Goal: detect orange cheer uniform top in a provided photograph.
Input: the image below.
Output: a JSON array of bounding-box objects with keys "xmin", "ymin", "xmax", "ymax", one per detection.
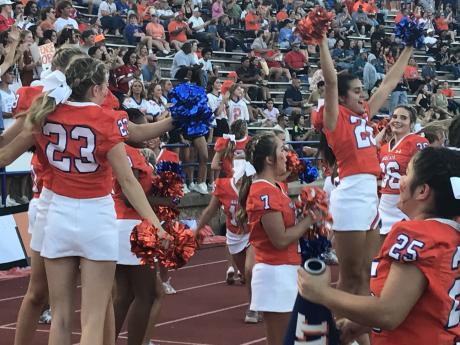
[
  {"xmin": 214, "ymin": 135, "xmax": 250, "ymax": 177},
  {"xmin": 34, "ymin": 102, "xmax": 129, "ymax": 199},
  {"xmin": 370, "ymin": 219, "xmax": 460, "ymax": 345},
  {"xmin": 322, "ymin": 103, "xmax": 380, "ymax": 179},
  {"xmin": 246, "ymin": 179, "xmax": 298, "ymax": 265},
  {"xmin": 13, "ymin": 85, "xmax": 51, "ymax": 198},
  {"xmin": 101, "ymin": 90, "xmax": 120, "ymax": 110},
  {"xmin": 379, "ymin": 134, "xmax": 428, "ymax": 195},
  {"xmin": 213, "ymin": 177, "xmax": 243, "ymax": 235},
  {"xmin": 157, "ymin": 148, "xmax": 179, "ymax": 163},
  {"xmin": 113, "ymin": 144, "xmax": 153, "ymax": 220}
]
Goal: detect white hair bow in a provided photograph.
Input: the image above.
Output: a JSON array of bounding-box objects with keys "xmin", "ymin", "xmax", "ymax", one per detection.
[
  {"xmin": 233, "ymin": 159, "xmax": 256, "ymax": 182},
  {"xmin": 41, "ymin": 70, "xmax": 72, "ymax": 105},
  {"xmin": 223, "ymin": 134, "xmax": 236, "ymax": 143},
  {"xmin": 451, "ymin": 177, "xmax": 460, "ymax": 200}
]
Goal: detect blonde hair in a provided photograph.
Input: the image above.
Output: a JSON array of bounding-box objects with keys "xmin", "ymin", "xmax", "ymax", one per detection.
[{"xmin": 27, "ymin": 57, "xmax": 107, "ymax": 128}]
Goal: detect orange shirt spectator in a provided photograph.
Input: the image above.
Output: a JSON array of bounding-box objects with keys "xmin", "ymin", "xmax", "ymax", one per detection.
[
  {"xmin": 435, "ymin": 17, "xmax": 449, "ymax": 31},
  {"xmin": 146, "ymin": 21, "xmax": 165, "ymax": 39},
  {"xmin": 168, "ymin": 19, "xmax": 189, "ymax": 43},
  {"xmin": 245, "ymin": 11, "xmax": 260, "ymax": 32},
  {"xmin": 352, "ymin": 0, "xmax": 370, "ymax": 12},
  {"xmin": 0, "ymin": 14, "xmax": 14, "ymax": 32},
  {"xmin": 276, "ymin": 9, "xmax": 288, "ymax": 22},
  {"xmin": 404, "ymin": 65, "xmax": 419, "ymax": 80},
  {"xmin": 284, "ymin": 48, "xmax": 307, "ymax": 70},
  {"xmin": 441, "ymin": 88, "xmax": 454, "ymax": 98}
]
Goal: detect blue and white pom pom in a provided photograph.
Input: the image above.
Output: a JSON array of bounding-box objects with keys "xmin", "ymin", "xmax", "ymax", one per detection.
[
  {"xmin": 168, "ymin": 83, "xmax": 214, "ymax": 137},
  {"xmin": 395, "ymin": 16, "xmax": 425, "ymax": 48}
]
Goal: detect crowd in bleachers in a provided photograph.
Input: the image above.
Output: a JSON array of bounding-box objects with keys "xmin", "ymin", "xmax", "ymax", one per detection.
[{"xmin": 0, "ymin": 0, "xmax": 459, "ymax": 204}]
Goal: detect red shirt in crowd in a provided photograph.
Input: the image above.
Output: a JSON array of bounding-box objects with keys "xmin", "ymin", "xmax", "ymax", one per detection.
[
  {"xmin": 0, "ymin": 14, "xmax": 14, "ymax": 32},
  {"xmin": 284, "ymin": 50, "xmax": 307, "ymax": 70}
]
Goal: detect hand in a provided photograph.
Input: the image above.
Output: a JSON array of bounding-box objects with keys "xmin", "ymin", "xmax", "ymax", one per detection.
[
  {"xmin": 297, "ymin": 265, "xmax": 331, "ymax": 303},
  {"xmin": 336, "ymin": 319, "xmax": 369, "ymax": 344},
  {"xmin": 8, "ymin": 25, "xmax": 20, "ymax": 42}
]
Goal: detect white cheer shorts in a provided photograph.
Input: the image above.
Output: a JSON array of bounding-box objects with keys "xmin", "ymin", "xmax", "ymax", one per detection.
[
  {"xmin": 378, "ymin": 193, "xmax": 408, "ymax": 235},
  {"xmin": 250, "ymin": 263, "xmax": 298, "ymax": 313},
  {"xmin": 30, "ymin": 187, "xmax": 54, "ymax": 253},
  {"xmin": 226, "ymin": 230, "xmax": 250, "ymax": 255},
  {"xmin": 330, "ymin": 174, "xmax": 379, "ymax": 231},
  {"xmin": 41, "ymin": 193, "xmax": 118, "ymax": 261},
  {"xmin": 117, "ymin": 219, "xmax": 142, "ymax": 265}
]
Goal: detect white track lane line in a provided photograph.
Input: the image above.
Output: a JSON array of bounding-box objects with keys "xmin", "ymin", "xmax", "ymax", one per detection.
[
  {"xmin": 239, "ymin": 337, "xmax": 267, "ymax": 345},
  {"xmin": 177, "ymin": 260, "xmax": 227, "ymax": 271}
]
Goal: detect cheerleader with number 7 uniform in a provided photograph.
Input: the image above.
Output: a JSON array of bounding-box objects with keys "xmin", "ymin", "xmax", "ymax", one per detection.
[{"xmin": 237, "ymin": 132, "xmax": 319, "ymax": 345}]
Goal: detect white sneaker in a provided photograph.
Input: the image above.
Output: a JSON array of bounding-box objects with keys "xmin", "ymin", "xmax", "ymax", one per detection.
[
  {"xmin": 162, "ymin": 49, "xmax": 169, "ymax": 55},
  {"xmin": 193, "ymin": 182, "xmax": 209, "ymax": 195},
  {"xmin": 5, "ymin": 196, "xmax": 20, "ymax": 207},
  {"xmin": 19, "ymin": 195, "xmax": 29, "ymax": 204},
  {"xmin": 226, "ymin": 266, "xmax": 235, "ymax": 285},
  {"xmin": 162, "ymin": 278, "xmax": 177, "ymax": 294},
  {"xmin": 188, "ymin": 182, "xmax": 196, "ymax": 193},
  {"xmin": 38, "ymin": 308, "xmax": 52, "ymax": 324},
  {"xmin": 183, "ymin": 184, "xmax": 191, "ymax": 194},
  {"xmin": 244, "ymin": 310, "xmax": 259, "ymax": 323}
]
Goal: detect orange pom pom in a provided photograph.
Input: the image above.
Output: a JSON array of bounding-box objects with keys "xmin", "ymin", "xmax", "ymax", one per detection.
[{"xmin": 295, "ymin": 6, "xmax": 334, "ymax": 45}]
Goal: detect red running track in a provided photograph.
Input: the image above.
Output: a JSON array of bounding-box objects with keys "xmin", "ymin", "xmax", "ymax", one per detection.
[{"xmin": 0, "ymin": 245, "xmax": 267, "ymax": 345}]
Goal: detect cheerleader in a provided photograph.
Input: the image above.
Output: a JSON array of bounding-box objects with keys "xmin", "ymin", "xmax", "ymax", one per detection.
[
  {"xmin": 112, "ymin": 108, "xmax": 169, "ymax": 345},
  {"xmin": 378, "ymin": 105, "xmax": 428, "ymax": 238},
  {"xmin": 22, "ymin": 57, "xmax": 167, "ymax": 345},
  {"xmin": 317, "ymin": 35, "xmax": 413, "ymax": 299},
  {"xmin": 211, "ymin": 119, "xmax": 250, "ymax": 178},
  {"xmin": 237, "ymin": 132, "xmax": 318, "ymax": 344},
  {"xmin": 297, "ymin": 147, "xmax": 460, "ymax": 345},
  {"xmin": 197, "ymin": 159, "xmax": 259, "ymax": 323}
]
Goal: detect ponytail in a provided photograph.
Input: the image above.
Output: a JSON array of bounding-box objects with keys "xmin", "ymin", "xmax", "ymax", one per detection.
[
  {"xmin": 26, "ymin": 94, "xmax": 57, "ymax": 128},
  {"xmin": 237, "ymin": 174, "xmax": 253, "ymax": 227},
  {"xmin": 222, "ymin": 119, "xmax": 248, "ymax": 161}
]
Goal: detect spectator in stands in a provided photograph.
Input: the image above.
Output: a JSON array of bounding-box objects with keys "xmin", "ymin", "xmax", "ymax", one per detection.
[
  {"xmin": 145, "ymin": 14, "xmax": 171, "ymax": 55},
  {"xmin": 188, "ymin": 7, "xmax": 218, "ymax": 50},
  {"xmin": 37, "ymin": 0, "xmax": 54, "ymax": 10},
  {"xmin": 431, "ymin": 85, "xmax": 451, "ymax": 119},
  {"xmin": 282, "ymin": 77, "xmax": 304, "ymax": 116},
  {"xmin": 292, "ymin": 113, "xmax": 310, "ymax": 142},
  {"xmin": 244, "ymin": 5, "xmax": 261, "ymax": 36},
  {"xmin": 141, "ymin": 54, "xmax": 161, "ymax": 85},
  {"xmin": 39, "ymin": 6, "xmax": 55, "ymax": 32},
  {"xmin": 261, "ymin": 98, "xmax": 279, "ymax": 124},
  {"xmin": 122, "ymin": 79, "xmax": 157, "ymax": 121},
  {"xmin": 307, "ymin": 80, "xmax": 325, "ymax": 107},
  {"xmin": 405, "ymin": 57, "xmax": 423, "ymax": 93},
  {"xmin": 278, "ymin": 19, "xmax": 294, "ymax": 49},
  {"xmin": 352, "ymin": 5, "xmax": 374, "ymax": 35},
  {"xmin": 424, "ymin": 28, "xmax": 438, "ymax": 54},
  {"xmin": 124, "ymin": 13, "xmax": 154, "ymax": 54},
  {"xmin": 115, "ymin": 0, "xmax": 130, "ymax": 16},
  {"xmin": 168, "ymin": 12, "xmax": 192, "ymax": 51},
  {"xmin": 98, "ymin": 0, "xmax": 124, "ymax": 36},
  {"xmin": 421, "ymin": 56, "xmax": 438, "ymax": 81},
  {"xmin": 435, "ymin": 44, "xmax": 460, "ymax": 79},
  {"xmin": 181, "ymin": 0, "xmax": 193, "ymax": 19},
  {"xmin": 274, "ymin": 113, "xmax": 291, "ymax": 142},
  {"xmin": 440, "ymin": 81, "xmax": 459, "ymax": 115},
  {"xmin": 351, "ymin": 50, "xmax": 367, "ymax": 78},
  {"xmin": 226, "ymin": 0, "xmax": 241, "ymax": 25},
  {"xmin": 206, "ymin": 76, "xmax": 228, "ymax": 137},
  {"xmin": 251, "ymin": 29, "xmax": 268, "ymax": 53},
  {"xmin": 40, "ymin": 28, "xmax": 57, "ymax": 45},
  {"xmin": 236, "ymin": 56, "xmax": 268, "ymax": 101},
  {"xmin": 88, "ymin": 45, "xmax": 103, "ymax": 60},
  {"xmin": 170, "ymin": 40, "xmax": 203, "ymax": 85},
  {"xmin": 434, "ymin": 12, "xmax": 456, "ymax": 42},
  {"xmin": 146, "ymin": 82, "xmax": 170, "ymax": 119},
  {"xmin": 56, "ymin": 27, "xmax": 79, "ymax": 47},
  {"xmin": 331, "ymin": 39, "xmax": 353, "ymax": 72},
  {"xmin": 264, "ymin": 43, "xmax": 291, "ymax": 82},
  {"xmin": 155, "ymin": 0, "xmax": 175, "ymax": 26},
  {"xmin": 284, "ymin": 42, "xmax": 308, "ymax": 78},
  {"xmin": 415, "ymin": 83, "xmax": 432, "ymax": 112},
  {"xmin": 80, "ymin": 29, "xmax": 95, "ymax": 54},
  {"xmin": 216, "ymin": 15, "xmax": 247, "ymax": 52},
  {"xmin": 388, "ymin": 77, "xmax": 409, "ymax": 114},
  {"xmin": 24, "ymin": 1, "xmax": 39, "ymax": 25},
  {"xmin": 363, "ymin": 53, "xmax": 381, "ymax": 94},
  {"xmin": 198, "ymin": 47, "xmax": 216, "ymax": 89},
  {"xmin": 54, "ymin": 1, "xmax": 78, "ymax": 32},
  {"xmin": 160, "ymin": 78, "xmax": 172, "ymax": 99},
  {"xmin": 113, "ymin": 49, "xmax": 141, "ymax": 95},
  {"xmin": 211, "ymin": 0, "xmax": 224, "ymax": 19},
  {"xmin": 227, "ymin": 83, "xmax": 250, "ymax": 124},
  {"xmin": 332, "ymin": 6, "xmax": 356, "ymax": 34},
  {"xmin": 0, "ymin": 0, "xmax": 14, "ymax": 33}
]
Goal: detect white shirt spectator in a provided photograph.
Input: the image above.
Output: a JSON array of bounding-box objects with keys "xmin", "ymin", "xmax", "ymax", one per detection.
[
  {"xmin": 207, "ymin": 92, "xmax": 225, "ymax": 119},
  {"xmin": 148, "ymin": 99, "xmax": 166, "ymax": 117},
  {"xmin": 274, "ymin": 124, "xmax": 292, "ymax": 142},
  {"xmin": 263, "ymin": 107, "xmax": 279, "ymax": 122},
  {"xmin": 54, "ymin": 17, "xmax": 79, "ymax": 32},
  {"xmin": 188, "ymin": 16, "xmax": 205, "ymax": 33},
  {"xmin": 122, "ymin": 97, "xmax": 157, "ymax": 116},
  {"xmin": 198, "ymin": 58, "xmax": 213, "ymax": 73},
  {"xmin": 170, "ymin": 50, "xmax": 199, "ymax": 78},
  {"xmin": 227, "ymin": 98, "xmax": 249, "ymax": 124},
  {"xmin": 98, "ymin": 1, "xmax": 117, "ymax": 18}
]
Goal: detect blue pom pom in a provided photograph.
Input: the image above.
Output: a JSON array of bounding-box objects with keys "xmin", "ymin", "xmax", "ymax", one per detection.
[
  {"xmin": 395, "ymin": 17, "xmax": 425, "ymax": 48},
  {"xmin": 299, "ymin": 235, "xmax": 331, "ymax": 262},
  {"xmin": 155, "ymin": 161, "xmax": 185, "ymax": 182},
  {"xmin": 299, "ymin": 159, "xmax": 319, "ymax": 184},
  {"xmin": 168, "ymin": 83, "xmax": 214, "ymax": 137}
]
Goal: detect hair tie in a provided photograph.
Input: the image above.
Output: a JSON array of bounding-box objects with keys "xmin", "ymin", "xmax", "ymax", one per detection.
[
  {"xmin": 41, "ymin": 70, "xmax": 72, "ymax": 105},
  {"xmin": 447, "ymin": 146, "xmax": 460, "ymax": 151},
  {"xmin": 233, "ymin": 159, "xmax": 256, "ymax": 183},
  {"xmin": 450, "ymin": 177, "xmax": 460, "ymax": 200},
  {"xmin": 223, "ymin": 133, "xmax": 236, "ymax": 143}
]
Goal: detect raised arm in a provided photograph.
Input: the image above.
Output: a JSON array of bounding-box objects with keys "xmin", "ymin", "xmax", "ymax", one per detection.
[
  {"xmin": 0, "ymin": 128, "xmax": 35, "ymax": 167},
  {"xmin": 319, "ymin": 36, "xmax": 339, "ymax": 132},
  {"xmin": 127, "ymin": 116, "xmax": 174, "ymax": 144},
  {"xmin": 368, "ymin": 46, "xmax": 413, "ymax": 117}
]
